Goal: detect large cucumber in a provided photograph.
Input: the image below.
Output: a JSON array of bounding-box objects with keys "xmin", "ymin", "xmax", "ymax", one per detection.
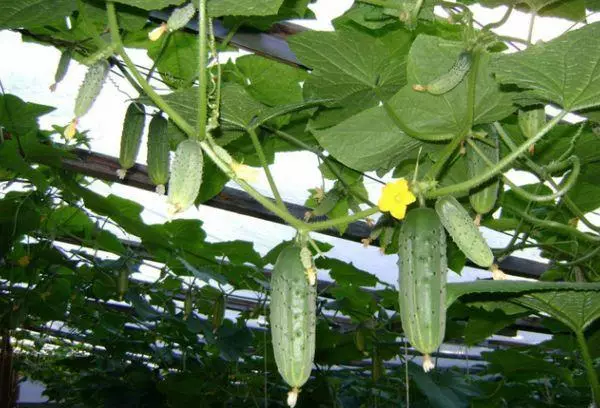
[
  {"xmin": 398, "ymin": 208, "xmax": 447, "ymax": 372},
  {"xmin": 270, "ymin": 245, "xmax": 316, "ymax": 407},
  {"xmin": 167, "ymin": 139, "xmax": 204, "ymax": 215},
  {"xmin": 435, "ymin": 196, "xmax": 494, "ymax": 268},
  {"xmin": 466, "ymin": 127, "xmax": 499, "ymax": 216}
]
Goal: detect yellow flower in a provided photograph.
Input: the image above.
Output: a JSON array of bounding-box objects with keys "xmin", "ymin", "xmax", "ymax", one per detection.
[
  {"xmin": 378, "ymin": 178, "xmax": 416, "ymax": 220},
  {"xmin": 148, "ymin": 23, "xmax": 167, "ymax": 41},
  {"xmin": 231, "ymin": 162, "xmax": 260, "ymax": 183}
]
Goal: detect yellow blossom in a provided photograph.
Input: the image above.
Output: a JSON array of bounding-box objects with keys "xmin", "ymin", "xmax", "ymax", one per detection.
[
  {"xmin": 17, "ymin": 255, "xmax": 31, "ymax": 267},
  {"xmin": 231, "ymin": 162, "xmax": 260, "ymax": 183},
  {"xmin": 64, "ymin": 118, "xmax": 77, "ymax": 140},
  {"xmin": 378, "ymin": 178, "xmax": 416, "ymax": 220},
  {"xmin": 148, "ymin": 23, "xmax": 167, "ymax": 41}
]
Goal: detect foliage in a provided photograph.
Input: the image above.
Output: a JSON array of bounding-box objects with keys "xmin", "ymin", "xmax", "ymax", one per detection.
[{"xmin": 2, "ymin": 0, "xmax": 600, "ymax": 406}]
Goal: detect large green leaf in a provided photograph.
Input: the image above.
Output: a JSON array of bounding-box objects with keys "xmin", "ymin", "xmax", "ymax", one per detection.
[
  {"xmin": 208, "ymin": 0, "xmax": 284, "ymax": 17},
  {"xmin": 289, "ymin": 26, "xmax": 411, "ymax": 127},
  {"xmin": 491, "ymin": 22, "xmax": 600, "ymax": 112},
  {"xmin": 0, "ymin": 94, "xmax": 54, "ymax": 136},
  {"xmin": 447, "ymin": 281, "xmax": 600, "ymax": 308},
  {"xmin": 0, "ymin": 0, "xmax": 76, "ymax": 28},
  {"xmin": 112, "ymin": 0, "xmax": 184, "ymax": 11},
  {"xmin": 514, "ymin": 290, "xmax": 600, "ymax": 332},
  {"xmin": 388, "ymin": 35, "xmax": 515, "ymax": 137},
  {"xmin": 482, "ymin": 349, "xmax": 574, "ymax": 384},
  {"xmin": 566, "ymin": 162, "xmax": 600, "ymax": 213},
  {"xmin": 311, "ymin": 104, "xmax": 427, "ymax": 172},
  {"xmin": 148, "ymin": 31, "xmax": 198, "ymax": 89}
]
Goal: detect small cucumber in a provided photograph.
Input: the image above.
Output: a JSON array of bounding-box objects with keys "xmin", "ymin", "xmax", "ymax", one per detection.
[
  {"xmin": 147, "ymin": 113, "xmax": 170, "ymax": 194},
  {"xmin": 117, "ymin": 269, "xmax": 128, "ymax": 301},
  {"xmin": 167, "ymin": 2, "xmax": 196, "ymax": 31},
  {"xmin": 466, "ymin": 127, "xmax": 499, "ymax": 216},
  {"xmin": 518, "ymin": 107, "xmax": 546, "ymax": 154},
  {"xmin": 270, "ymin": 245, "xmax": 316, "ymax": 407},
  {"xmin": 212, "ymin": 294, "xmax": 225, "ymax": 332},
  {"xmin": 435, "ymin": 196, "xmax": 494, "ymax": 268},
  {"xmin": 167, "ymin": 139, "xmax": 204, "ymax": 215},
  {"xmin": 74, "ymin": 60, "xmax": 109, "ymax": 118},
  {"xmin": 117, "ymin": 103, "xmax": 146, "ymax": 179},
  {"xmin": 50, "ymin": 49, "xmax": 72, "ymax": 92},
  {"xmin": 398, "ymin": 208, "xmax": 447, "ymax": 372},
  {"xmin": 413, "ymin": 51, "xmax": 472, "ymax": 95}
]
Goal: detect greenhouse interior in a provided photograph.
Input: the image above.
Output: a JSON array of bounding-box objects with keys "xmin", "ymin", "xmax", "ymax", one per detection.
[{"xmin": 1, "ymin": 0, "xmax": 600, "ymax": 406}]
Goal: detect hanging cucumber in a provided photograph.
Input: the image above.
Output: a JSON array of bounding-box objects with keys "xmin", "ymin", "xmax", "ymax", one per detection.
[
  {"xmin": 212, "ymin": 294, "xmax": 225, "ymax": 332},
  {"xmin": 50, "ymin": 49, "xmax": 72, "ymax": 92},
  {"xmin": 167, "ymin": 139, "xmax": 204, "ymax": 215},
  {"xmin": 435, "ymin": 196, "xmax": 494, "ymax": 268},
  {"xmin": 147, "ymin": 113, "xmax": 170, "ymax": 194},
  {"xmin": 117, "ymin": 269, "xmax": 128, "ymax": 301},
  {"xmin": 413, "ymin": 51, "xmax": 472, "ymax": 95},
  {"xmin": 117, "ymin": 102, "xmax": 146, "ymax": 179},
  {"xmin": 149, "ymin": 2, "xmax": 196, "ymax": 41},
  {"xmin": 270, "ymin": 245, "xmax": 316, "ymax": 407},
  {"xmin": 64, "ymin": 60, "xmax": 109, "ymax": 139},
  {"xmin": 398, "ymin": 208, "xmax": 447, "ymax": 372},
  {"xmin": 466, "ymin": 127, "xmax": 499, "ymax": 219}
]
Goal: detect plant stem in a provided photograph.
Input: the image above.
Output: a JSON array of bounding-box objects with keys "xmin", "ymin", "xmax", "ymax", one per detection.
[
  {"xmin": 575, "ymin": 330, "xmax": 600, "ymax": 407},
  {"xmin": 465, "ymin": 50, "xmax": 480, "ymax": 131},
  {"xmin": 247, "ymin": 128, "xmax": 286, "ymax": 210},
  {"xmin": 424, "ymin": 111, "xmax": 567, "ymax": 198},
  {"xmin": 356, "ymin": 0, "xmax": 399, "ymax": 8},
  {"xmin": 495, "ymin": 123, "xmax": 600, "ymax": 233},
  {"xmin": 197, "ymin": 0, "xmax": 208, "ymax": 141},
  {"xmin": 483, "ymin": 6, "xmax": 513, "ymax": 30},
  {"xmin": 527, "ymin": 11, "xmax": 536, "ymax": 45},
  {"xmin": 106, "ymin": 2, "xmax": 196, "ymax": 138},
  {"xmin": 423, "ymin": 134, "xmax": 464, "ymax": 181},
  {"xmin": 305, "ymin": 207, "xmax": 380, "ymax": 232}
]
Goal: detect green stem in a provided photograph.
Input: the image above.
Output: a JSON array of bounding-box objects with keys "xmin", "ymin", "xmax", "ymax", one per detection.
[
  {"xmin": 504, "ymin": 205, "xmax": 600, "ymax": 243},
  {"xmin": 106, "ymin": 2, "xmax": 196, "ymax": 138},
  {"xmin": 527, "ymin": 11, "xmax": 536, "ymax": 45},
  {"xmin": 197, "ymin": 0, "xmax": 208, "ymax": 141},
  {"xmin": 483, "ymin": 5, "xmax": 513, "ymax": 30},
  {"xmin": 561, "ymin": 245, "xmax": 600, "ymax": 266},
  {"xmin": 466, "ymin": 139, "xmax": 580, "ymax": 202},
  {"xmin": 356, "ymin": 0, "xmax": 400, "ymax": 8},
  {"xmin": 496, "ymin": 122, "xmax": 600, "ymax": 233},
  {"xmin": 306, "ymin": 207, "xmax": 380, "ymax": 232},
  {"xmin": 247, "ymin": 128, "xmax": 286, "ymax": 210},
  {"xmin": 146, "ymin": 32, "xmax": 172, "ymax": 81},
  {"xmin": 197, "ymin": 140, "xmax": 305, "ymax": 231},
  {"xmin": 465, "ymin": 50, "xmax": 480, "ymax": 131},
  {"xmin": 423, "ymin": 134, "xmax": 464, "ymax": 181},
  {"xmin": 424, "ymin": 111, "xmax": 567, "ymax": 198},
  {"xmin": 575, "ymin": 330, "xmax": 600, "ymax": 406}
]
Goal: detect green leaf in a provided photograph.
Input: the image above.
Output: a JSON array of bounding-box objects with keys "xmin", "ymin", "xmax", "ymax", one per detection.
[
  {"xmin": 447, "ymin": 281, "xmax": 600, "ymax": 308},
  {"xmin": 388, "ymin": 36, "xmax": 515, "ymax": 137},
  {"xmin": 407, "ymin": 362, "xmax": 469, "ymax": 408},
  {"xmin": 234, "ymin": 55, "xmax": 307, "ymax": 106},
  {"xmin": 514, "ymin": 290, "xmax": 600, "ymax": 332},
  {"xmin": 491, "ymin": 22, "xmax": 600, "ymax": 111},
  {"xmin": 289, "ymin": 26, "xmax": 411, "ymax": 122},
  {"xmin": 0, "ymin": 0, "xmax": 76, "ymax": 28},
  {"xmin": 148, "ymin": 31, "xmax": 198, "ymax": 89},
  {"xmin": 312, "ymin": 104, "xmax": 427, "ymax": 172},
  {"xmin": 566, "ymin": 162, "xmax": 600, "ymax": 213},
  {"xmin": 482, "ymin": 349, "xmax": 574, "ymax": 384},
  {"xmin": 316, "ymin": 257, "xmax": 378, "ymax": 287},
  {"xmin": 112, "ymin": 0, "xmax": 184, "ymax": 11},
  {"xmin": 0, "ymin": 94, "xmax": 54, "ymax": 136},
  {"xmin": 463, "ymin": 309, "xmax": 520, "ymax": 346},
  {"xmin": 466, "ymin": 0, "xmax": 586, "ymax": 20},
  {"xmin": 208, "ymin": 0, "xmax": 284, "ymax": 17}
]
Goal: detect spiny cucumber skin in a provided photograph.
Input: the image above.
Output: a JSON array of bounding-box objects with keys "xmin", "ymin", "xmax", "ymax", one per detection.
[
  {"xmin": 147, "ymin": 114, "xmax": 170, "ymax": 191},
  {"xmin": 423, "ymin": 51, "xmax": 472, "ymax": 95},
  {"xmin": 167, "ymin": 2, "xmax": 196, "ymax": 31},
  {"xmin": 74, "ymin": 60, "xmax": 109, "ymax": 118},
  {"xmin": 435, "ymin": 196, "xmax": 494, "ymax": 268},
  {"xmin": 398, "ymin": 208, "xmax": 447, "ymax": 359},
  {"xmin": 467, "ymin": 129, "xmax": 499, "ymax": 215},
  {"xmin": 167, "ymin": 139, "xmax": 204, "ymax": 214},
  {"xmin": 118, "ymin": 103, "xmax": 146, "ymax": 174},
  {"xmin": 270, "ymin": 245, "xmax": 316, "ymax": 390}
]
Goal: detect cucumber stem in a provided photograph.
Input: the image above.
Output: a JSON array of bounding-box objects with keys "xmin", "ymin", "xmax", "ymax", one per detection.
[
  {"xmin": 575, "ymin": 330, "xmax": 600, "ymax": 407},
  {"xmin": 248, "ymin": 128, "xmax": 286, "ymax": 211},
  {"xmin": 197, "ymin": 0, "xmax": 208, "ymax": 141}
]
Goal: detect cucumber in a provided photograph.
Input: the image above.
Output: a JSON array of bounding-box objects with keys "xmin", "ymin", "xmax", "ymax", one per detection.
[
  {"xmin": 518, "ymin": 107, "xmax": 546, "ymax": 154},
  {"xmin": 50, "ymin": 49, "xmax": 72, "ymax": 92},
  {"xmin": 117, "ymin": 103, "xmax": 146, "ymax": 179},
  {"xmin": 74, "ymin": 60, "xmax": 109, "ymax": 118},
  {"xmin": 398, "ymin": 208, "xmax": 447, "ymax": 372},
  {"xmin": 270, "ymin": 245, "xmax": 316, "ymax": 407},
  {"xmin": 466, "ymin": 127, "xmax": 499, "ymax": 216},
  {"xmin": 413, "ymin": 51, "xmax": 472, "ymax": 95},
  {"xmin": 117, "ymin": 269, "xmax": 128, "ymax": 301},
  {"xmin": 147, "ymin": 113, "xmax": 170, "ymax": 194},
  {"xmin": 167, "ymin": 139, "xmax": 204, "ymax": 215},
  {"xmin": 435, "ymin": 196, "xmax": 494, "ymax": 268}
]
